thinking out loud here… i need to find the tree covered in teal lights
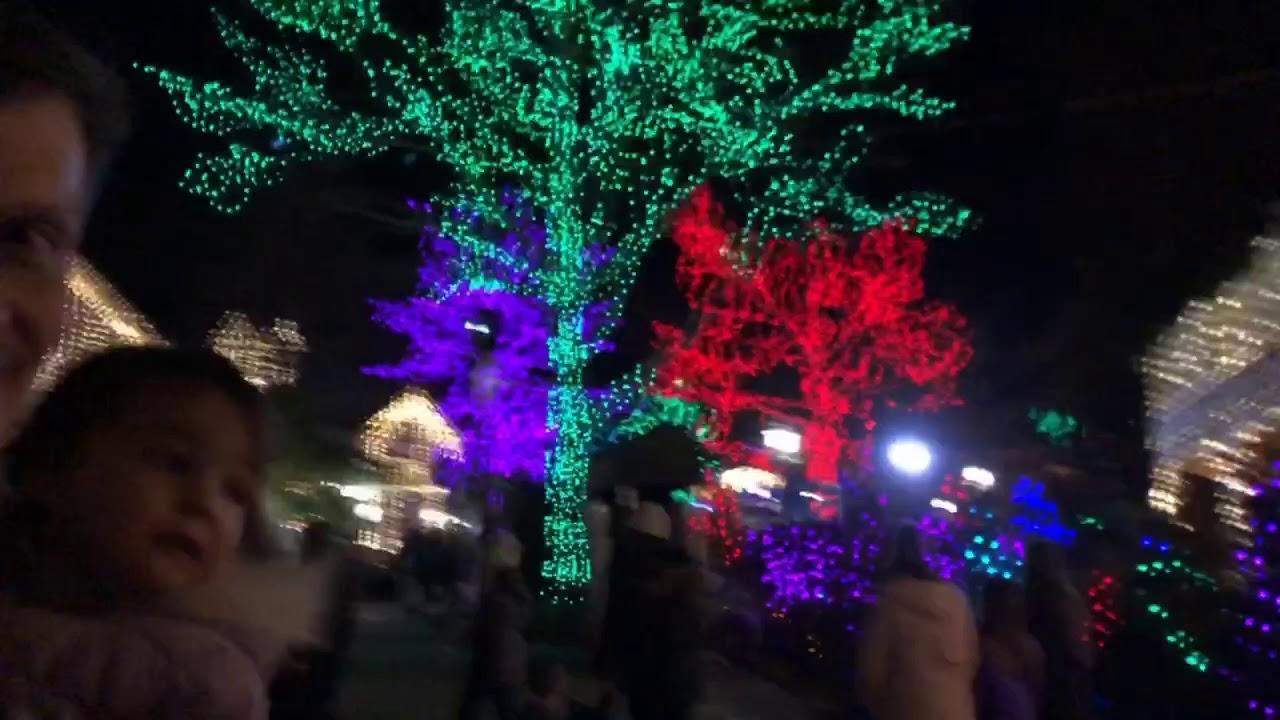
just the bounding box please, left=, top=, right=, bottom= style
left=141, top=0, right=971, bottom=595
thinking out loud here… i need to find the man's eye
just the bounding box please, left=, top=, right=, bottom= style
left=0, top=220, right=62, bottom=270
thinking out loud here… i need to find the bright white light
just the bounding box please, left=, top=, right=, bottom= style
left=464, top=321, right=491, bottom=335
left=930, top=498, right=958, bottom=514
left=761, top=427, right=802, bottom=454
left=887, top=439, right=932, bottom=475
left=353, top=502, right=384, bottom=523
left=799, top=491, right=830, bottom=502
left=719, top=466, right=784, bottom=499
left=961, top=466, right=996, bottom=489
left=340, top=484, right=382, bottom=504
left=419, top=507, right=470, bottom=529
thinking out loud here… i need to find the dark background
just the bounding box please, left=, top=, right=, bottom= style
left=39, top=1, right=1280, bottom=490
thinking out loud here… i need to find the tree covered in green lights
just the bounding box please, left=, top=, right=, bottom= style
left=141, top=0, right=970, bottom=595
left=1029, top=408, right=1082, bottom=446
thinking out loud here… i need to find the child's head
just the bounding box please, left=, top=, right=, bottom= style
left=6, top=346, right=266, bottom=604
left=528, top=655, right=567, bottom=699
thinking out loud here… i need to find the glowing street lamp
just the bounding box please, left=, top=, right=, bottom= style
left=961, top=465, right=996, bottom=489
left=929, top=497, right=958, bottom=514
left=761, top=427, right=802, bottom=455
left=887, top=438, right=932, bottom=476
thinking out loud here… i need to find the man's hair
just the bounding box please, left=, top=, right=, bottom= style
left=0, top=2, right=130, bottom=181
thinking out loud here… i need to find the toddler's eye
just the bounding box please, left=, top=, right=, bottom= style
left=149, top=449, right=198, bottom=477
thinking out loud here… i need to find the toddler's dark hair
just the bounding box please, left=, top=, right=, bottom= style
left=5, top=346, right=277, bottom=558
left=0, top=1, right=130, bottom=184
left=7, top=345, right=264, bottom=487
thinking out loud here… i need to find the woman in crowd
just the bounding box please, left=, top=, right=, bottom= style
left=976, top=579, right=1044, bottom=720
left=0, top=346, right=323, bottom=718
left=856, top=525, right=980, bottom=720
left=1026, top=541, right=1094, bottom=720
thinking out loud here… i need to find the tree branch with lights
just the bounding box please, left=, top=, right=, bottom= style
left=653, top=187, right=974, bottom=484
left=143, top=0, right=970, bottom=594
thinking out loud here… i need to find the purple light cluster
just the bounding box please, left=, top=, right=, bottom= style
left=369, top=287, right=552, bottom=483
left=1235, top=476, right=1280, bottom=716
left=747, top=518, right=882, bottom=612
left=917, top=514, right=965, bottom=581
left=366, top=190, right=581, bottom=484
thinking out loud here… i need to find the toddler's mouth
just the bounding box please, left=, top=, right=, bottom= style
left=153, top=532, right=208, bottom=566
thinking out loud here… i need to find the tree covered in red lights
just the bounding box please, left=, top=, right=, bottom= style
left=688, top=485, right=745, bottom=567
left=653, top=188, right=973, bottom=484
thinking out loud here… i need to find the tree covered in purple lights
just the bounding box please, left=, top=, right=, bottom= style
left=367, top=189, right=618, bottom=485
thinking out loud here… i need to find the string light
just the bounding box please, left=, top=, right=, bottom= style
left=1086, top=570, right=1122, bottom=650
left=687, top=482, right=746, bottom=566
left=208, top=311, right=306, bottom=389
left=1028, top=408, right=1081, bottom=446
left=35, top=256, right=165, bottom=388
left=1143, top=226, right=1280, bottom=529
left=654, top=188, right=973, bottom=484
left=1235, top=477, right=1280, bottom=715
left=358, top=387, right=464, bottom=487
left=142, top=0, right=970, bottom=595
left=748, top=520, right=881, bottom=612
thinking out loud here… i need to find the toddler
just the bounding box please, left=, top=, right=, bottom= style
left=0, top=346, right=312, bottom=719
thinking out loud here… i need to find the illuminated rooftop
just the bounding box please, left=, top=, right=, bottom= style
left=209, top=311, right=306, bottom=389
left=358, top=388, right=464, bottom=486
left=35, top=257, right=165, bottom=389
left=1143, top=229, right=1280, bottom=531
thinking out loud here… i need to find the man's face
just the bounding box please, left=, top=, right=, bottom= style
left=0, top=94, right=90, bottom=443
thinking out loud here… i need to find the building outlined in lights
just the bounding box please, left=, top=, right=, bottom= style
left=35, top=256, right=165, bottom=389
left=353, top=388, right=465, bottom=551
left=208, top=311, right=306, bottom=389
left=1143, top=225, right=1280, bottom=543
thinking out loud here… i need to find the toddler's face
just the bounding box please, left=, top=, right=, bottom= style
left=44, top=383, right=261, bottom=599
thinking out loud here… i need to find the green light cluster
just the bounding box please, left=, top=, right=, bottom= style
left=1136, top=559, right=1218, bottom=590
left=1145, top=602, right=1212, bottom=671
left=142, top=0, right=969, bottom=594
left=598, top=365, right=715, bottom=445
left=1029, top=408, right=1081, bottom=446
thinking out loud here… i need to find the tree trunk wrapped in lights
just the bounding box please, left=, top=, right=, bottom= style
left=142, top=0, right=971, bottom=594
left=654, top=187, right=973, bottom=485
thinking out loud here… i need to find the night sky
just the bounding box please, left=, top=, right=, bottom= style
left=40, top=1, right=1280, bottom=472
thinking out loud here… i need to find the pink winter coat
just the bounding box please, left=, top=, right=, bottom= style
left=856, top=577, right=980, bottom=720
left=0, top=559, right=332, bottom=720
